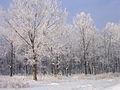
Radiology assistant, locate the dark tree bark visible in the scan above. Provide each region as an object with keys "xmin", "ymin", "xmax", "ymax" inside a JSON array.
[
  {"xmin": 10, "ymin": 42, "xmax": 14, "ymax": 77},
  {"xmin": 32, "ymin": 63, "xmax": 37, "ymax": 80},
  {"xmin": 32, "ymin": 47, "xmax": 37, "ymax": 80}
]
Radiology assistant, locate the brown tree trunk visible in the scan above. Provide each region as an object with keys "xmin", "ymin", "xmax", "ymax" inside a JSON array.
[{"xmin": 32, "ymin": 63, "xmax": 37, "ymax": 80}]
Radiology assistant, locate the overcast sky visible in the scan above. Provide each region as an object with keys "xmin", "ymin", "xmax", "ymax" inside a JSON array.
[{"xmin": 0, "ymin": 0, "xmax": 120, "ymax": 29}]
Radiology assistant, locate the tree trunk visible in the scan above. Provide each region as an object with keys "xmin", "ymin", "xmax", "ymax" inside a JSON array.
[
  {"xmin": 84, "ymin": 60, "xmax": 87, "ymax": 75},
  {"xmin": 25, "ymin": 64, "xmax": 28, "ymax": 75},
  {"xmin": 88, "ymin": 62, "xmax": 92, "ymax": 74},
  {"xmin": 10, "ymin": 66, "xmax": 13, "ymax": 77},
  {"xmin": 32, "ymin": 63, "xmax": 37, "ymax": 80},
  {"xmin": 32, "ymin": 45, "xmax": 37, "ymax": 80},
  {"xmin": 93, "ymin": 62, "xmax": 96, "ymax": 75},
  {"xmin": 10, "ymin": 42, "xmax": 14, "ymax": 77}
]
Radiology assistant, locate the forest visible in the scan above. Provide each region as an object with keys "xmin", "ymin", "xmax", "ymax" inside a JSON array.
[{"xmin": 0, "ymin": 0, "xmax": 120, "ymax": 81}]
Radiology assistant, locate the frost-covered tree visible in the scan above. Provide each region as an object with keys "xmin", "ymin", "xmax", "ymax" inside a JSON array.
[
  {"xmin": 102, "ymin": 23, "xmax": 120, "ymax": 73},
  {"xmin": 4, "ymin": 0, "xmax": 67, "ymax": 80},
  {"xmin": 73, "ymin": 12, "xmax": 96, "ymax": 74},
  {"xmin": 0, "ymin": 7, "xmax": 19, "ymax": 76},
  {"xmin": 1, "ymin": 0, "xmax": 120, "ymax": 78}
]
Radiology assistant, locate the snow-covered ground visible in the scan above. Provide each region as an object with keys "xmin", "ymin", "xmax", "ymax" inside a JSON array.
[{"xmin": 0, "ymin": 73, "xmax": 120, "ymax": 90}]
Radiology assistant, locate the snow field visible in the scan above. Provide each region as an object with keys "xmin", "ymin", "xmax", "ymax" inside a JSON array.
[{"xmin": 0, "ymin": 73, "xmax": 120, "ymax": 90}]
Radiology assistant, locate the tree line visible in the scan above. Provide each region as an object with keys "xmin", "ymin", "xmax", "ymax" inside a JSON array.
[{"xmin": 0, "ymin": 0, "xmax": 120, "ymax": 80}]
